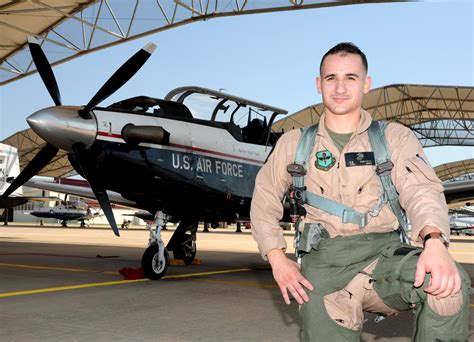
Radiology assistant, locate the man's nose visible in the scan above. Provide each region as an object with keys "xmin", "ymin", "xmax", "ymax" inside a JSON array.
[{"xmin": 335, "ymin": 79, "xmax": 346, "ymax": 93}]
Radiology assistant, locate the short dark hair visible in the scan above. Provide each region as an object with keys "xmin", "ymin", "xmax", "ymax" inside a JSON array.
[{"xmin": 320, "ymin": 42, "xmax": 368, "ymax": 74}]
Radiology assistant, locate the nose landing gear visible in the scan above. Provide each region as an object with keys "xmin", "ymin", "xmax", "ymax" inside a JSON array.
[
  {"xmin": 141, "ymin": 212, "xmax": 198, "ymax": 279},
  {"xmin": 142, "ymin": 211, "xmax": 169, "ymax": 279}
]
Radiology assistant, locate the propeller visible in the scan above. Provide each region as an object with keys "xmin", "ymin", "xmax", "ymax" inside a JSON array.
[
  {"xmin": 1, "ymin": 144, "xmax": 58, "ymax": 197},
  {"xmin": 79, "ymin": 42, "xmax": 156, "ymax": 119},
  {"xmin": 2, "ymin": 36, "xmax": 156, "ymax": 236},
  {"xmin": 27, "ymin": 36, "xmax": 62, "ymax": 106},
  {"xmin": 1, "ymin": 36, "xmax": 62, "ymax": 198},
  {"xmin": 72, "ymin": 144, "xmax": 120, "ymax": 236}
]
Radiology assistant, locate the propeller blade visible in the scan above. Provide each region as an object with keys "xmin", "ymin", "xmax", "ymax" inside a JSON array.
[
  {"xmin": 27, "ymin": 36, "xmax": 62, "ymax": 106},
  {"xmin": 80, "ymin": 43, "xmax": 156, "ymax": 118},
  {"xmin": 2, "ymin": 143, "xmax": 58, "ymax": 198},
  {"xmin": 72, "ymin": 144, "xmax": 120, "ymax": 236}
]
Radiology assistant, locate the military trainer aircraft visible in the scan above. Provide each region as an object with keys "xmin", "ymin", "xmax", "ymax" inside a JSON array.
[
  {"xmin": 1, "ymin": 37, "xmax": 286, "ymax": 279},
  {"xmin": 29, "ymin": 199, "xmax": 101, "ymax": 227}
]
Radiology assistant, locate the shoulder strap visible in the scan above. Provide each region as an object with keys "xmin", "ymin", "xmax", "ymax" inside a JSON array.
[
  {"xmin": 291, "ymin": 124, "xmax": 318, "ymax": 260},
  {"xmin": 295, "ymin": 124, "xmax": 319, "ymax": 167},
  {"xmin": 367, "ymin": 120, "xmax": 409, "ymax": 244},
  {"xmin": 292, "ymin": 124, "xmax": 319, "ymax": 189}
]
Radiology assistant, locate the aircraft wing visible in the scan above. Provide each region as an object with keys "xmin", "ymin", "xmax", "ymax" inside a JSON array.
[
  {"xmin": 122, "ymin": 211, "xmax": 155, "ymax": 222},
  {"xmin": 24, "ymin": 179, "xmax": 138, "ymax": 209},
  {"xmin": 443, "ymin": 179, "xmax": 474, "ymax": 208}
]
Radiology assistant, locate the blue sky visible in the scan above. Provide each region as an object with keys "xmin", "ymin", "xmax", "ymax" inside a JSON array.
[{"xmin": 0, "ymin": 0, "xmax": 472, "ymax": 167}]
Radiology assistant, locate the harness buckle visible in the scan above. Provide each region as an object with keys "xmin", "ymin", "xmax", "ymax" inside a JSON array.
[
  {"xmin": 288, "ymin": 186, "xmax": 306, "ymax": 223},
  {"xmin": 287, "ymin": 163, "xmax": 306, "ymax": 177},
  {"xmin": 375, "ymin": 161, "xmax": 394, "ymax": 177}
]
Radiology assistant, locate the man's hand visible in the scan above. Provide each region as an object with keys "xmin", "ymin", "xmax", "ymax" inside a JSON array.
[
  {"xmin": 414, "ymin": 238, "xmax": 461, "ymax": 298},
  {"xmin": 267, "ymin": 249, "xmax": 314, "ymax": 305}
]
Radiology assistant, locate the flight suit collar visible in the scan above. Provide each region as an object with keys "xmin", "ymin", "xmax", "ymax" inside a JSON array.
[{"xmin": 317, "ymin": 108, "xmax": 373, "ymax": 138}]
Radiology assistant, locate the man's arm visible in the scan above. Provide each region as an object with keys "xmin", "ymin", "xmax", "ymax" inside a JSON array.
[
  {"xmin": 250, "ymin": 129, "xmax": 313, "ymax": 304},
  {"xmin": 414, "ymin": 226, "xmax": 462, "ymax": 298},
  {"xmin": 267, "ymin": 249, "xmax": 314, "ymax": 305},
  {"xmin": 388, "ymin": 124, "xmax": 459, "ymax": 298}
]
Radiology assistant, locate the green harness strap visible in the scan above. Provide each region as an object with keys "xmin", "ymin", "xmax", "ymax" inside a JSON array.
[
  {"xmin": 291, "ymin": 120, "xmax": 409, "ymax": 253},
  {"xmin": 367, "ymin": 121, "xmax": 409, "ymax": 243}
]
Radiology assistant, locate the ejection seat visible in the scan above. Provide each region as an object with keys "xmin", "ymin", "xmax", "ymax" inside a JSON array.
[{"xmin": 242, "ymin": 118, "xmax": 267, "ymax": 145}]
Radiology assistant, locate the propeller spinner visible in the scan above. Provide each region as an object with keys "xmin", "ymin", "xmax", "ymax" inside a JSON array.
[{"xmin": 2, "ymin": 36, "xmax": 157, "ymax": 236}]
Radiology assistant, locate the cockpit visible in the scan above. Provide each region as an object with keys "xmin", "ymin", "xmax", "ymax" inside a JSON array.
[{"xmin": 107, "ymin": 86, "xmax": 287, "ymax": 146}]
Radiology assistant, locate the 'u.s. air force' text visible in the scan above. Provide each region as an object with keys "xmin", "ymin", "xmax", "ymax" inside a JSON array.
[{"xmin": 171, "ymin": 153, "xmax": 244, "ymax": 177}]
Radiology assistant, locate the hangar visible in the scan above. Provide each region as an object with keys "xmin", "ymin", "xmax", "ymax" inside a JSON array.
[{"xmin": 0, "ymin": 2, "xmax": 473, "ymax": 341}]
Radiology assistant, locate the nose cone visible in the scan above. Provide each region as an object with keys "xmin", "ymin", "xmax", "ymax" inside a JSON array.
[{"xmin": 27, "ymin": 106, "xmax": 97, "ymax": 152}]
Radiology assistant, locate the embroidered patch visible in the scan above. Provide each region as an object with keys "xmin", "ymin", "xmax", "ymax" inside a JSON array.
[
  {"xmin": 345, "ymin": 152, "xmax": 375, "ymax": 167},
  {"xmin": 315, "ymin": 150, "xmax": 335, "ymax": 171}
]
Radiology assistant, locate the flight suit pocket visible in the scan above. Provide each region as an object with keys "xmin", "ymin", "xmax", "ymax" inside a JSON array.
[
  {"xmin": 298, "ymin": 223, "xmax": 329, "ymax": 254},
  {"xmin": 405, "ymin": 156, "xmax": 443, "ymax": 191}
]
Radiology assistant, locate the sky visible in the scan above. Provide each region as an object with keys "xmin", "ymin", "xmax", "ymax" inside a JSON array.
[{"xmin": 0, "ymin": 0, "xmax": 473, "ymax": 167}]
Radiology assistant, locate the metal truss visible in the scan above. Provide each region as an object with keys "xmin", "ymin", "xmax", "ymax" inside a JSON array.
[
  {"xmin": 434, "ymin": 158, "xmax": 474, "ymax": 182},
  {"xmin": 0, "ymin": 0, "xmax": 404, "ymax": 85},
  {"xmin": 272, "ymin": 84, "xmax": 474, "ymax": 147},
  {"xmin": 2, "ymin": 128, "xmax": 74, "ymax": 177}
]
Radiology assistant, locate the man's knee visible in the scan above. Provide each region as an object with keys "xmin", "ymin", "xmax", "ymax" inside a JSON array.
[
  {"xmin": 299, "ymin": 292, "xmax": 362, "ymax": 341},
  {"xmin": 324, "ymin": 289, "xmax": 363, "ymax": 331},
  {"xmin": 426, "ymin": 291, "xmax": 463, "ymax": 316},
  {"xmin": 426, "ymin": 265, "xmax": 470, "ymax": 316}
]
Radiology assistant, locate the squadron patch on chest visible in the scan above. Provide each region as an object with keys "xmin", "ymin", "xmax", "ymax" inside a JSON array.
[
  {"xmin": 344, "ymin": 152, "xmax": 375, "ymax": 167},
  {"xmin": 315, "ymin": 150, "xmax": 336, "ymax": 171}
]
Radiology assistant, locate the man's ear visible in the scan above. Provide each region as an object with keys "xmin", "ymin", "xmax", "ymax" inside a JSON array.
[
  {"xmin": 316, "ymin": 76, "xmax": 322, "ymax": 94},
  {"xmin": 363, "ymin": 76, "xmax": 372, "ymax": 94}
]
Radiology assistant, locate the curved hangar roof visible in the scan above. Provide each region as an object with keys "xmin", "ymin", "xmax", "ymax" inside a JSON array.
[
  {"xmin": 0, "ymin": 0, "xmax": 408, "ymax": 86},
  {"xmin": 434, "ymin": 159, "xmax": 474, "ymax": 182},
  {"xmin": 272, "ymin": 84, "xmax": 474, "ymax": 147},
  {"xmin": 2, "ymin": 128, "xmax": 74, "ymax": 178}
]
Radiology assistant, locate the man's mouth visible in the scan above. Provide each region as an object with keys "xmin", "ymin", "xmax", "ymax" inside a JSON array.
[{"xmin": 332, "ymin": 97, "xmax": 349, "ymax": 103}]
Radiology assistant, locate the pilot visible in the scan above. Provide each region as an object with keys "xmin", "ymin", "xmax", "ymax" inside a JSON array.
[{"xmin": 250, "ymin": 42, "xmax": 470, "ymax": 341}]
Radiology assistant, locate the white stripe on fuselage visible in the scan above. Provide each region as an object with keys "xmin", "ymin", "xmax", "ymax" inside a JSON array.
[{"xmin": 93, "ymin": 109, "xmax": 271, "ymax": 166}]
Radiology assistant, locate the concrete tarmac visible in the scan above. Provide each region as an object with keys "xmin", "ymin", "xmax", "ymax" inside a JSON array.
[{"xmin": 0, "ymin": 224, "xmax": 473, "ymax": 341}]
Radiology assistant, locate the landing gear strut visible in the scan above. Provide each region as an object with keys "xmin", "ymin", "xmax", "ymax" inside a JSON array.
[
  {"xmin": 141, "ymin": 211, "xmax": 169, "ymax": 279},
  {"xmin": 167, "ymin": 220, "xmax": 197, "ymax": 265}
]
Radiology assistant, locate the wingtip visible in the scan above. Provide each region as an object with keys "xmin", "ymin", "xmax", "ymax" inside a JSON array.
[
  {"xmin": 143, "ymin": 43, "xmax": 157, "ymax": 55},
  {"xmin": 113, "ymin": 227, "xmax": 120, "ymax": 237},
  {"xmin": 27, "ymin": 35, "xmax": 38, "ymax": 45}
]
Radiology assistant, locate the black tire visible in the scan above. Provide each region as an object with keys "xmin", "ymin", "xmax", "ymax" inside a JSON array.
[
  {"xmin": 141, "ymin": 244, "xmax": 169, "ymax": 280},
  {"xmin": 173, "ymin": 233, "xmax": 196, "ymax": 265}
]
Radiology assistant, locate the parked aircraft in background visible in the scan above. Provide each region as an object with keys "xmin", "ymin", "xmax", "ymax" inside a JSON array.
[
  {"xmin": 29, "ymin": 199, "xmax": 101, "ymax": 227},
  {"xmin": 449, "ymin": 207, "xmax": 474, "ymax": 235}
]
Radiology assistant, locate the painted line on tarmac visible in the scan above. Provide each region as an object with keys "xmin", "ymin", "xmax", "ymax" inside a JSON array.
[
  {"xmin": 0, "ymin": 268, "xmax": 252, "ymax": 298},
  {"xmin": 162, "ymin": 268, "xmax": 251, "ymax": 279},
  {"xmin": 0, "ymin": 262, "xmax": 119, "ymax": 275},
  {"xmin": 0, "ymin": 279, "xmax": 150, "ymax": 298},
  {"xmin": 196, "ymin": 278, "xmax": 279, "ymax": 289}
]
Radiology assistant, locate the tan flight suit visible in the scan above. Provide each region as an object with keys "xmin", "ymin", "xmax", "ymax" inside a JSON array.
[{"xmin": 250, "ymin": 110, "xmax": 470, "ymax": 341}]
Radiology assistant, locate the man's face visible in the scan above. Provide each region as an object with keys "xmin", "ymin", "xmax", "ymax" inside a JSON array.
[{"xmin": 316, "ymin": 53, "xmax": 371, "ymax": 116}]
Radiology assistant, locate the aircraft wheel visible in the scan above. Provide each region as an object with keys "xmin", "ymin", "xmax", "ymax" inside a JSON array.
[
  {"xmin": 141, "ymin": 244, "xmax": 169, "ymax": 280},
  {"xmin": 173, "ymin": 233, "xmax": 196, "ymax": 265}
]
